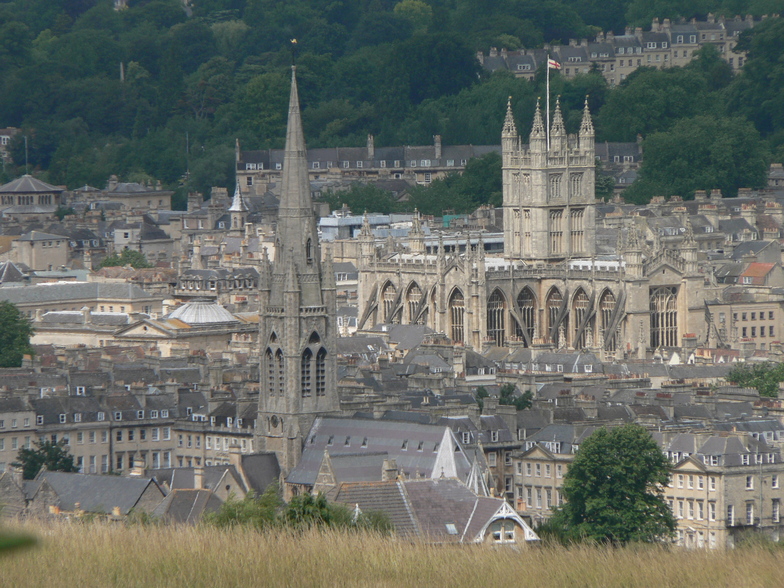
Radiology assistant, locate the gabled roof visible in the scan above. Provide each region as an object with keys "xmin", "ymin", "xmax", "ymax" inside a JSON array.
[
  {"xmin": 151, "ymin": 489, "xmax": 223, "ymax": 524},
  {"xmin": 35, "ymin": 471, "xmax": 163, "ymax": 515}
]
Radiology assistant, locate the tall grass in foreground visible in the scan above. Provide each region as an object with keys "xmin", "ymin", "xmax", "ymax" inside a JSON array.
[{"xmin": 4, "ymin": 521, "xmax": 784, "ymax": 588}]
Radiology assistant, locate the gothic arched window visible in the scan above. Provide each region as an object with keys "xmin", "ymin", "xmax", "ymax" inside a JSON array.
[
  {"xmin": 487, "ymin": 290, "xmax": 506, "ymax": 347},
  {"xmin": 381, "ymin": 282, "xmax": 397, "ymax": 324},
  {"xmin": 265, "ymin": 348, "xmax": 275, "ymax": 395},
  {"xmin": 449, "ymin": 289, "xmax": 465, "ymax": 344},
  {"xmin": 570, "ymin": 208, "xmax": 584, "ymax": 254},
  {"xmin": 572, "ymin": 289, "xmax": 590, "ymax": 349},
  {"xmin": 306, "ymin": 238, "xmax": 313, "ymax": 264},
  {"xmin": 275, "ymin": 350, "xmax": 285, "ymax": 396},
  {"xmin": 547, "ymin": 288, "xmax": 565, "ymax": 346},
  {"xmin": 549, "ymin": 209, "xmax": 563, "ymax": 255},
  {"xmin": 301, "ymin": 348, "xmax": 313, "ymax": 397},
  {"xmin": 600, "ymin": 290, "xmax": 616, "ymax": 352},
  {"xmin": 650, "ymin": 287, "xmax": 678, "ymax": 348},
  {"xmin": 406, "ymin": 282, "xmax": 423, "ymax": 324},
  {"xmin": 516, "ymin": 287, "xmax": 536, "ymax": 345},
  {"xmin": 316, "ymin": 348, "xmax": 327, "ymax": 396}
]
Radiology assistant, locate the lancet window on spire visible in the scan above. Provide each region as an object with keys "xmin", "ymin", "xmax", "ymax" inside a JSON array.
[
  {"xmin": 301, "ymin": 348, "xmax": 312, "ymax": 397},
  {"xmin": 266, "ymin": 348, "xmax": 276, "ymax": 395},
  {"xmin": 275, "ymin": 350, "xmax": 285, "ymax": 396},
  {"xmin": 316, "ymin": 348, "xmax": 327, "ymax": 396}
]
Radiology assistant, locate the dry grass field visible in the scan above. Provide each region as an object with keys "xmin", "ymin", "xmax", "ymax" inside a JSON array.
[{"xmin": 3, "ymin": 522, "xmax": 784, "ymax": 587}]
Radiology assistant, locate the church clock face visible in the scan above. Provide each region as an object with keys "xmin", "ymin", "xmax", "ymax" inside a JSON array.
[{"xmin": 270, "ymin": 415, "xmax": 279, "ymax": 428}]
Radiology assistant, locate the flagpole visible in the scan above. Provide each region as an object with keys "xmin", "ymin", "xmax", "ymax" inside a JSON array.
[{"xmin": 546, "ymin": 53, "xmax": 550, "ymax": 152}]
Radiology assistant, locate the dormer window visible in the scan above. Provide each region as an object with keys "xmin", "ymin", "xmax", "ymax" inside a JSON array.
[{"xmin": 306, "ymin": 238, "xmax": 313, "ymax": 264}]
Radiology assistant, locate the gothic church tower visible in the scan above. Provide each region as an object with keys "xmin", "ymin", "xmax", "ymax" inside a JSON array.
[
  {"xmin": 257, "ymin": 67, "xmax": 339, "ymax": 475},
  {"xmin": 502, "ymin": 97, "xmax": 596, "ymax": 262}
]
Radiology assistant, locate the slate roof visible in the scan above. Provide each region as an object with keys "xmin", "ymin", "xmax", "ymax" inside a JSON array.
[
  {"xmin": 152, "ymin": 489, "xmax": 223, "ymax": 524},
  {"xmin": 288, "ymin": 417, "xmax": 471, "ymax": 486},
  {"xmin": 0, "ymin": 175, "xmax": 62, "ymax": 194},
  {"xmin": 240, "ymin": 452, "xmax": 281, "ymax": 494},
  {"xmin": 334, "ymin": 481, "xmax": 418, "ymax": 536},
  {"xmin": 0, "ymin": 282, "xmax": 155, "ymax": 305},
  {"xmin": 329, "ymin": 452, "xmax": 390, "ymax": 483},
  {"xmin": 36, "ymin": 471, "xmax": 163, "ymax": 515}
]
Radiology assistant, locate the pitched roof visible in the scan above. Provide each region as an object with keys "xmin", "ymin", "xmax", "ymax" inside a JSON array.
[
  {"xmin": 36, "ymin": 472, "xmax": 163, "ymax": 515},
  {"xmin": 0, "ymin": 175, "xmax": 62, "ymax": 194},
  {"xmin": 151, "ymin": 489, "xmax": 223, "ymax": 524},
  {"xmin": 334, "ymin": 481, "xmax": 418, "ymax": 536}
]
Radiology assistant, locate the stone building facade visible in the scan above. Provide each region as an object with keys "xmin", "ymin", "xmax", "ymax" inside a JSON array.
[{"xmin": 355, "ymin": 99, "xmax": 710, "ymax": 361}]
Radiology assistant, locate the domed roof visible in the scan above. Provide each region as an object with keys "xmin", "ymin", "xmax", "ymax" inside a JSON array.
[{"xmin": 167, "ymin": 299, "xmax": 239, "ymax": 325}]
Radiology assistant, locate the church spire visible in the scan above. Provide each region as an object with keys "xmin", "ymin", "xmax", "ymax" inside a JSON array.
[
  {"xmin": 529, "ymin": 98, "xmax": 546, "ymax": 152},
  {"xmin": 550, "ymin": 97, "xmax": 565, "ymax": 136},
  {"xmin": 276, "ymin": 66, "xmax": 318, "ymax": 270},
  {"xmin": 502, "ymin": 96, "xmax": 517, "ymax": 138},
  {"xmin": 579, "ymin": 96, "xmax": 595, "ymax": 153},
  {"xmin": 271, "ymin": 65, "xmax": 322, "ymax": 307},
  {"xmin": 229, "ymin": 180, "xmax": 249, "ymax": 213},
  {"xmin": 579, "ymin": 96, "xmax": 594, "ymax": 136}
]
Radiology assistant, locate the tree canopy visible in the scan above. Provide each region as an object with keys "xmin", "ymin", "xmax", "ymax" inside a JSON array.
[
  {"xmin": 205, "ymin": 486, "xmax": 392, "ymax": 533},
  {"xmin": 0, "ymin": 301, "xmax": 34, "ymax": 368},
  {"xmin": 14, "ymin": 439, "xmax": 78, "ymax": 480},
  {"xmin": 0, "ymin": 0, "xmax": 780, "ymax": 205},
  {"xmin": 99, "ymin": 249, "xmax": 153, "ymax": 269},
  {"xmin": 549, "ymin": 424, "xmax": 676, "ymax": 544},
  {"xmin": 726, "ymin": 362, "xmax": 784, "ymax": 398}
]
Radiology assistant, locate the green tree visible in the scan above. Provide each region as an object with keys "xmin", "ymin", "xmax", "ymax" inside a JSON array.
[
  {"xmin": 624, "ymin": 115, "xmax": 769, "ymax": 202},
  {"xmin": 458, "ymin": 151, "xmax": 502, "ymax": 208},
  {"xmin": 549, "ymin": 424, "xmax": 676, "ymax": 544},
  {"xmin": 323, "ymin": 184, "xmax": 400, "ymax": 214},
  {"xmin": 596, "ymin": 67, "xmax": 714, "ymax": 142},
  {"xmin": 204, "ymin": 484, "xmax": 282, "ymax": 530},
  {"xmin": 475, "ymin": 386, "xmax": 489, "ymax": 413},
  {"xmin": 726, "ymin": 362, "xmax": 784, "ymax": 398},
  {"xmin": 499, "ymin": 383, "xmax": 533, "ymax": 411},
  {"xmin": 393, "ymin": 0, "xmax": 433, "ymax": 35},
  {"xmin": 99, "ymin": 249, "xmax": 153, "ymax": 269},
  {"xmin": 0, "ymin": 301, "xmax": 34, "ymax": 368},
  {"xmin": 14, "ymin": 440, "xmax": 78, "ymax": 480}
]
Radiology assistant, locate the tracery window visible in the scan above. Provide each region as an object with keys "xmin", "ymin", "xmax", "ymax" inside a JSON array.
[
  {"xmin": 449, "ymin": 289, "xmax": 465, "ymax": 344},
  {"xmin": 650, "ymin": 287, "xmax": 678, "ymax": 348},
  {"xmin": 487, "ymin": 290, "xmax": 506, "ymax": 347}
]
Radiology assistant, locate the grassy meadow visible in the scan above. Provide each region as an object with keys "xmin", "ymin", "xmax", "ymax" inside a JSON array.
[{"xmin": 2, "ymin": 522, "xmax": 784, "ymax": 587}]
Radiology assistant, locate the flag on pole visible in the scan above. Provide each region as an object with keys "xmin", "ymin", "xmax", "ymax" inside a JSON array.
[{"xmin": 547, "ymin": 58, "xmax": 561, "ymax": 70}]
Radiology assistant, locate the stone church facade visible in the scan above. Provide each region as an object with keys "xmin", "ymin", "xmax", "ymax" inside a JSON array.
[{"xmin": 356, "ymin": 99, "xmax": 710, "ymax": 360}]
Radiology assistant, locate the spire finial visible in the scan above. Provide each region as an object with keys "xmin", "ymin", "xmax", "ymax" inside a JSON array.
[
  {"xmin": 551, "ymin": 95, "xmax": 565, "ymax": 136},
  {"xmin": 530, "ymin": 97, "xmax": 545, "ymax": 137},
  {"xmin": 502, "ymin": 96, "xmax": 517, "ymax": 137},
  {"xmin": 580, "ymin": 94, "xmax": 594, "ymax": 136}
]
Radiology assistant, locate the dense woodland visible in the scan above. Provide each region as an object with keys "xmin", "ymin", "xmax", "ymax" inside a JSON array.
[{"xmin": 0, "ymin": 0, "xmax": 783, "ymax": 210}]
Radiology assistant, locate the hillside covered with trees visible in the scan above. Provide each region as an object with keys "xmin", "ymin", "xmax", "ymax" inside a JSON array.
[{"xmin": 0, "ymin": 0, "xmax": 782, "ymax": 208}]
